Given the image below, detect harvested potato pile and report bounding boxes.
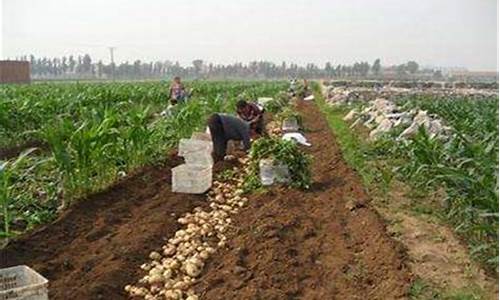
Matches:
[125,158,250,300]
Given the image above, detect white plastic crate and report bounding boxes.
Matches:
[191,132,211,142]
[259,159,290,186]
[178,139,213,156]
[183,152,213,167]
[178,138,213,167]
[282,117,299,132]
[0,266,48,300]
[172,164,212,194]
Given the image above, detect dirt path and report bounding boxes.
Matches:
[1,155,212,299]
[376,182,498,299]
[193,100,411,300]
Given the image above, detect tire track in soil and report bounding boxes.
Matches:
[193,100,411,300]
[1,154,220,300]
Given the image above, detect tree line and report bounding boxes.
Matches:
[14,54,428,80]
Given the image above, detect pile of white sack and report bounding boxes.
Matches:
[322,85,366,106]
[321,82,498,107]
[344,98,452,140]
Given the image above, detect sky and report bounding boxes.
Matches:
[1,0,498,70]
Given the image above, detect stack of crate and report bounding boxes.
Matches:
[172,133,213,194]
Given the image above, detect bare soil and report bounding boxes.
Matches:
[193,100,411,299]
[1,155,211,299]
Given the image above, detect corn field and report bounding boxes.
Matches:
[368,94,499,270]
[0,81,287,238]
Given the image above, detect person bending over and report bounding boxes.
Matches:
[207,113,251,162]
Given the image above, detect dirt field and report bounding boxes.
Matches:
[2,100,412,299]
[192,100,411,299]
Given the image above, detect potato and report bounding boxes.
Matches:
[199,250,210,260]
[185,261,202,277]
[148,274,163,284]
[149,251,162,260]
[164,279,174,289]
[176,254,186,262]
[173,280,188,290]
[170,259,180,269]
[149,266,163,277]
[170,238,182,245]
[163,245,176,256]
[215,195,224,202]
[175,230,186,238]
[164,289,182,300]
[163,268,172,280]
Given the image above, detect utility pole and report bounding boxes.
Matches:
[108,47,116,81]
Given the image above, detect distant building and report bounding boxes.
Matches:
[0,61,31,84]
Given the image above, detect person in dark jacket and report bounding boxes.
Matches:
[207,113,251,161]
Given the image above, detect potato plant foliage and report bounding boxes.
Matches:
[244,138,312,190]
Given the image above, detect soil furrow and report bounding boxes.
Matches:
[193,100,411,300]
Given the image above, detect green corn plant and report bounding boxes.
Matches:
[0,80,288,239]
[0,148,37,238]
[388,94,499,270]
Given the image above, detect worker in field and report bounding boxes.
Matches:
[207,113,251,162]
[169,76,187,105]
[236,99,264,135]
[288,78,297,96]
[299,78,310,98]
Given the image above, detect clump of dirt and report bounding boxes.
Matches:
[193,101,411,299]
[1,154,213,299]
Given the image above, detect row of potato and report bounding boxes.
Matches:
[125,158,250,300]
[125,118,287,299]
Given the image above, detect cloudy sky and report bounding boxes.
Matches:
[2,0,498,70]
